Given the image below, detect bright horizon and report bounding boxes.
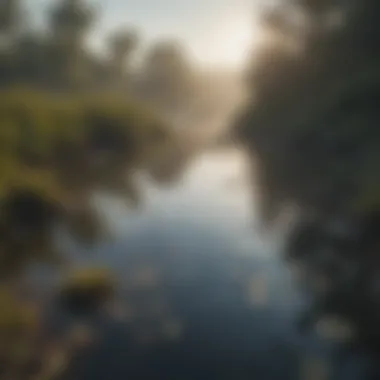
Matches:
[29,0,264,70]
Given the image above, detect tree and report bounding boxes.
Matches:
[137,40,195,113]
[48,0,95,89]
[0,0,25,85]
[13,33,47,86]
[0,0,23,39]
[107,28,138,84]
[236,0,380,363]
[49,0,93,45]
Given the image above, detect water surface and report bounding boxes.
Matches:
[57,148,367,380]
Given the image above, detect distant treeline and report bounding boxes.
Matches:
[0,0,200,276]
[0,0,240,120]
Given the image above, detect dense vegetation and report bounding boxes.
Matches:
[0,1,192,378]
[0,0,236,122]
[0,88,184,379]
[237,0,380,367]
[0,89,177,273]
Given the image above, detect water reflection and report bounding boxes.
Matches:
[47,148,360,380]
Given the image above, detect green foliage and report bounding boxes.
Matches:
[238,0,380,221]
[0,287,37,335]
[0,0,200,101]
[0,89,174,274]
[49,0,94,44]
[0,86,184,375]
[0,0,23,37]
[236,0,380,357]
[0,1,194,377]
[0,286,40,377]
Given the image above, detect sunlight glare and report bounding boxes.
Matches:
[213,18,254,68]
[193,6,264,69]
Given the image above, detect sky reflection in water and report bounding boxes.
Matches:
[58,149,369,380]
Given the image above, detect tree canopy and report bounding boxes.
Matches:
[0,2,193,376]
[237,0,380,363]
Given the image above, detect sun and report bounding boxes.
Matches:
[214,20,254,68]
[192,6,263,69]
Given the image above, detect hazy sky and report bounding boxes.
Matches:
[30,0,260,69]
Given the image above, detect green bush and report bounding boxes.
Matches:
[0,89,175,274]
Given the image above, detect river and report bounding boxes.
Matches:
[47,148,369,380]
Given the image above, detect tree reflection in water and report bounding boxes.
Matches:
[235,0,380,377]
[0,89,192,380]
